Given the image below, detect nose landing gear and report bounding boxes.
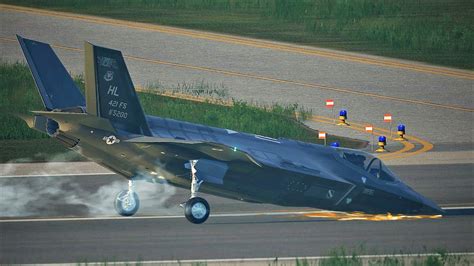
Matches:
[115,180,140,216]
[183,160,210,224]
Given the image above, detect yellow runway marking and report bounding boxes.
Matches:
[135,90,428,160]
[2,37,471,113]
[1,4,474,80]
[309,116,420,161]
[0,37,435,160]
[131,90,428,161]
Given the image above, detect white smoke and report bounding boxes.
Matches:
[0,151,180,217]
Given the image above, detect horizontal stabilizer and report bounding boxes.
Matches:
[125,136,202,144]
[13,113,49,134]
[32,111,116,132]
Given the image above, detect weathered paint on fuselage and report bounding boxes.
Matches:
[59,114,442,215]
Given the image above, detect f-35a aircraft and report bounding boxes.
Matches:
[16,35,442,224]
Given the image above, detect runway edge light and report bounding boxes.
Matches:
[394,124,406,141]
[337,109,349,126]
[376,135,388,153]
[330,142,340,147]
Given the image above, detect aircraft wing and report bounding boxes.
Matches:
[126,136,263,167]
[181,141,350,184]
[127,136,345,183]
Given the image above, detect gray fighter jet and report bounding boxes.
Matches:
[16,35,442,224]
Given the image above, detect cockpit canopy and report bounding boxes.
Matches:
[335,148,399,182]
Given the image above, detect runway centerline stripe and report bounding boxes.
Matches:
[2,4,473,80]
[1,37,471,113]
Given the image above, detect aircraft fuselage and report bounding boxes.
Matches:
[59,114,441,216]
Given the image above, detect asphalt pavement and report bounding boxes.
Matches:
[0,163,473,263]
[1,214,472,264]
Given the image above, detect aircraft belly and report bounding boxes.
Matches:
[63,128,355,209]
[303,182,353,205]
[277,170,356,208]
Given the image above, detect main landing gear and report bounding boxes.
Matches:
[115,180,140,216]
[182,160,210,224]
[114,160,210,224]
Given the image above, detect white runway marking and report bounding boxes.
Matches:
[0,211,316,223]
[442,206,474,210]
[0,172,114,178]
[1,207,472,223]
[25,252,474,266]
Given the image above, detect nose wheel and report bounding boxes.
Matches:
[115,180,140,216]
[183,160,210,224]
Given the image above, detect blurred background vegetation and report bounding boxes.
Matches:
[2,0,473,69]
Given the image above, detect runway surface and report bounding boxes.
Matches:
[1,215,472,264]
[1,164,472,217]
[0,4,473,264]
[1,164,473,264]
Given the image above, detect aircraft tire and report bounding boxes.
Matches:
[184,197,210,224]
[114,190,140,216]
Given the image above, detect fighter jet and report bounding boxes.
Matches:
[16,35,443,224]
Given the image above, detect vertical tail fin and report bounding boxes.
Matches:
[84,42,151,136]
[16,35,85,111]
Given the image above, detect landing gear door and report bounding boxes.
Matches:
[184,159,229,185]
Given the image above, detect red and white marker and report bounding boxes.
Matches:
[365,125,373,133]
[318,132,327,139]
[325,99,334,108]
[384,114,392,122]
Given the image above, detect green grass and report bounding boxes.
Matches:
[0,61,365,162]
[320,247,363,266]
[316,248,471,266]
[1,0,473,69]
[72,250,471,266]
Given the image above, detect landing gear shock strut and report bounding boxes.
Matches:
[184,160,210,224]
[114,180,140,216]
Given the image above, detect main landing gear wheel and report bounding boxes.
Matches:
[115,180,140,216]
[184,197,210,224]
[182,160,210,224]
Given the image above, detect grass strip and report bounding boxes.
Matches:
[1,0,473,69]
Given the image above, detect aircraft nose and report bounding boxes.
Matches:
[402,185,443,215]
[419,196,444,215]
